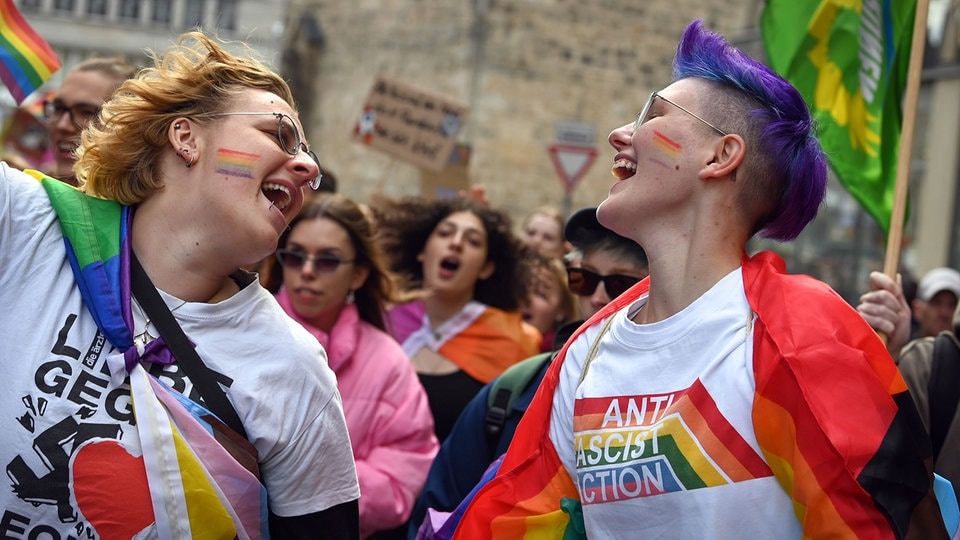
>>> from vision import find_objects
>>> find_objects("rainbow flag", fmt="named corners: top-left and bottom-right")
top-left (0, 0), bottom-right (60, 104)
top-left (32, 168), bottom-right (133, 350)
top-left (449, 294), bottom-right (641, 539)
top-left (31, 171), bottom-right (267, 539)
top-left (761, 0), bottom-right (916, 235)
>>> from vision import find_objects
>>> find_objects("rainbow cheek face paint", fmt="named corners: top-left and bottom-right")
top-left (648, 130), bottom-right (682, 170)
top-left (653, 130), bottom-right (682, 156)
top-left (215, 148), bottom-right (259, 179)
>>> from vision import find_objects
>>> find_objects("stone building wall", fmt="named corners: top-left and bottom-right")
top-left (285, 0), bottom-right (755, 223)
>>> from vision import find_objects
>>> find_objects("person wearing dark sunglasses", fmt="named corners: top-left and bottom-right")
top-left (565, 267), bottom-right (638, 299)
top-left (561, 207), bottom-right (649, 319)
top-left (43, 56), bottom-right (137, 185)
top-left (260, 193), bottom-right (438, 539)
top-left (0, 32), bottom-right (359, 539)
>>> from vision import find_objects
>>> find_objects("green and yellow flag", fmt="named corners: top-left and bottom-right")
top-left (761, 0), bottom-right (916, 236)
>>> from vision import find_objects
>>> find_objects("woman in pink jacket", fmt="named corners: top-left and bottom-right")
top-left (262, 193), bottom-right (439, 539)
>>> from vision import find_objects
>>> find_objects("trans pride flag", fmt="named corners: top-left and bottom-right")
top-left (32, 172), bottom-right (267, 539)
top-left (453, 251), bottom-right (945, 538)
top-left (0, 0), bottom-right (59, 104)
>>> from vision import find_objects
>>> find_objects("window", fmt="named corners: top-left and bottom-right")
top-left (19, 0), bottom-right (41, 13)
top-left (184, 0), bottom-right (205, 29)
top-left (119, 0), bottom-right (139, 21)
top-left (216, 0), bottom-right (237, 31)
top-left (152, 0), bottom-right (172, 25)
top-left (87, 0), bottom-right (107, 17)
top-left (53, 0), bottom-right (75, 14)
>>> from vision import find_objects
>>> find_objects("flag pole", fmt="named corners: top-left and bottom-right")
top-left (883, 0), bottom-right (930, 277)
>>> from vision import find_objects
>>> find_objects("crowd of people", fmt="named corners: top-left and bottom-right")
top-left (1, 18), bottom-right (959, 540)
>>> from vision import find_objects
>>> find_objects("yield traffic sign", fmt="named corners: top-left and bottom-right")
top-left (548, 143), bottom-right (598, 194)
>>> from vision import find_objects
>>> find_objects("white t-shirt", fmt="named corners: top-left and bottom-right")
top-left (549, 269), bottom-right (801, 538)
top-left (0, 164), bottom-right (359, 536)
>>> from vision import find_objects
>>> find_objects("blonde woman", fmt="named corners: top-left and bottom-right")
top-left (0, 32), bottom-right (358, 538)
top-left (519, 205), bottom-right (566, 259)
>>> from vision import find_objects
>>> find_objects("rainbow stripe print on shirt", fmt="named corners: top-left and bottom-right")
top-left (572, 379), bottom-right (772, 504)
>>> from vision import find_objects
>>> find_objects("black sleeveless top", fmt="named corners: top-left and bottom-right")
top-left (418, 370), bottom-right (485, 442)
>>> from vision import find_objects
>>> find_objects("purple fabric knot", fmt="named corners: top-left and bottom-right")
top-left (123, 337), bottom-right (177, 372)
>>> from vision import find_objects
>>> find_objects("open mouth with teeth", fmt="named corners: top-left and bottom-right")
top-left (440, 257), bottom-right (460, 272)
top-left (612, 159), bottom-right (637, 180)
top-left (58, 141), bottom-right (79, 154)
top-left (53, 140), bottom-right (80, 163)
top-left (261, 182), bottom-right (293, 211)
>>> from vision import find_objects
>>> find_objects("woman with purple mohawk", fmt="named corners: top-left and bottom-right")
top-left (449, 19), bottom-right (948, 539)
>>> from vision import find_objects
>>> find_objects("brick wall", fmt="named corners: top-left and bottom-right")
top-left (286, 0), bottom-right (753, 224)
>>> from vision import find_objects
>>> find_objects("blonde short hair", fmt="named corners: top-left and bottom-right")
top-left (75, 31), bottom-right (294, 204)
top-left (72, 55), bottom-right (138, 87)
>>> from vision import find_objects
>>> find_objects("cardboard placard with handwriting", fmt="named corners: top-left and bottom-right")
top-left (421, 143), bottom-right (472, 198)
top-left (353, 76), bottom-right (468, 172)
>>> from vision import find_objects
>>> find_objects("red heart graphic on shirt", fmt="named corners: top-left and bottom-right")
top-left (72, 440), bottom-right (155, 538)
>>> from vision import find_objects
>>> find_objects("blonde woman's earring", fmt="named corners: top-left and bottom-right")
top-left (181, 148), bottom-right (196, 168)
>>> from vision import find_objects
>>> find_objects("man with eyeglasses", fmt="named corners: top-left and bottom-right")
top-left (450, 20), bottom-right (949, 539)
top-left (409, 206), bottom-right (647, 538)
top-left (43, 56), bottom-right (136, 185)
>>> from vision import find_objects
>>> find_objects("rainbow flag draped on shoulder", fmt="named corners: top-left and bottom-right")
top-left (0, 0), bottom-right (59, 104)
top-left (31, 171), bottom-right (268, 539)
top-left (760, 0), bottom-right (916, 235)
top-left (450, 252), bottom-right (945, 538)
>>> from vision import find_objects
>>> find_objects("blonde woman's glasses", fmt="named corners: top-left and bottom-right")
top-left (210, 112), bottom-right (323, 190)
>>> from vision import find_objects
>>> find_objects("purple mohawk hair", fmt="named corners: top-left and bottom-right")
top-left (672, 20), bottom-right (827, 241)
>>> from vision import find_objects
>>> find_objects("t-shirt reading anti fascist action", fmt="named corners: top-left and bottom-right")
top-left (549, 269), bottom-right (798, 537)
top-left (0, 164), bottom-right (358, 538)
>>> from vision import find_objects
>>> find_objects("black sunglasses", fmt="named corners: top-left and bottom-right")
top-left (275, 249), bottom-right (354, 273)
top-left (566, 267), bottom-right (641, 298)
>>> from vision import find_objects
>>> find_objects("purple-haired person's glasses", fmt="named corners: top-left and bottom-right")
top-left (632, 92), bottom-right (727, 136)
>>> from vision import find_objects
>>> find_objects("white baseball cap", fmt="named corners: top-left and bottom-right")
top-left (917, 267), bottom-right (960, 301)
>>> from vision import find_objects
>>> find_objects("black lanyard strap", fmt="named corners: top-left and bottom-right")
top-left (129, 252), bottom-right (248, 439)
